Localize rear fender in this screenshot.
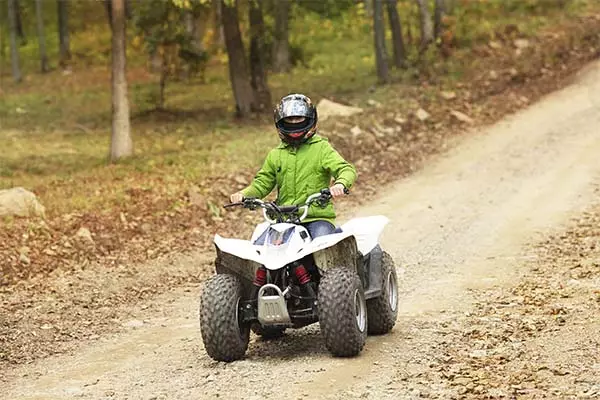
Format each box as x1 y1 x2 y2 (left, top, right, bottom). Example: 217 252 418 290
313 236 364 283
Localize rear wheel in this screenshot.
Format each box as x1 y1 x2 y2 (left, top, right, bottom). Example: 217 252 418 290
318 267 367 357
367 252 398 334
199 274 250 362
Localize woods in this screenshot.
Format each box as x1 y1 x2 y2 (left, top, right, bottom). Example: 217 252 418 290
0 0 590 163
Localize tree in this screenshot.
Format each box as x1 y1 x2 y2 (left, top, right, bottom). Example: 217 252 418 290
211 0 224 49
221 0 256 116
434 0 446 40
110 0 133 162
57 0 71 66
386 0 406 68
7 0 22 83
414 0 434 52
271 0 291 73
373 0 389 83
132 1 209 108
35 0 50 73
249 0 271 110
15 1 26 45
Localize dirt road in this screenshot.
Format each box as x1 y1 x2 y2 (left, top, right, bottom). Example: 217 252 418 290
4 61 600 400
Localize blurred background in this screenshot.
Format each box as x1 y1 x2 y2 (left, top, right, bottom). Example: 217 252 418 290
1 0 599 285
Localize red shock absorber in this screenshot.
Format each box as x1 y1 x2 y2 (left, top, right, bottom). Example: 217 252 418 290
294 265 311 285
253 267 267 287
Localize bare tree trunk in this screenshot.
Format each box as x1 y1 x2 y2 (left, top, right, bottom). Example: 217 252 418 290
415 0 434 52
7 0 22 83
386 0 406 68
373 0 389 83
15 1 26 45
249 0 271 110
434 0 446 40
221 0 256 117
211 0 224 49
57 0 71 67
110 0 132 162
35 0 50 73
272 0 291 73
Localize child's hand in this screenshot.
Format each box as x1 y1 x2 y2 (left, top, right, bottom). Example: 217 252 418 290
329 183 346 198
230 192 244 203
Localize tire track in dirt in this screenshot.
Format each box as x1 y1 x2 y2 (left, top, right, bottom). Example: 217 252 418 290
3 61 600 400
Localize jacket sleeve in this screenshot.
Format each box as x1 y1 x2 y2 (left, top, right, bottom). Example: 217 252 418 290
241 150 277 199
322 142 357 189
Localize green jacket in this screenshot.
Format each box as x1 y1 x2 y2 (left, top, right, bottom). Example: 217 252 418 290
242 135 357 224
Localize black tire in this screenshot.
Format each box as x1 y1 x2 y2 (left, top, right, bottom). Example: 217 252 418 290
251 323 286 340
199 274 250 362
318 267 368 357
367 252 399 335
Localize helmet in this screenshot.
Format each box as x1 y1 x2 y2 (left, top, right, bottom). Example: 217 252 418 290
274 94 318 146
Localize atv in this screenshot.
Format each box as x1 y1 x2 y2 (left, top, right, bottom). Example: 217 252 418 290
199 189 398 362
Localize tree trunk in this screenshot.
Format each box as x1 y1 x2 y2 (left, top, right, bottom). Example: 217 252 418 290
373 0 389 83
386 0 406 68
221 0 255 117
249 0 271 110
35 0 50 73
57 0 71 66
272 0 291 73
110 0 132 162
7 0 22 83
414 0 434 52
434 0 446 39
15 1 26 45
211 0 224 49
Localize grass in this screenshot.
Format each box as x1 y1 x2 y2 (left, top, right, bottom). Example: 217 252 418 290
1 0 597 217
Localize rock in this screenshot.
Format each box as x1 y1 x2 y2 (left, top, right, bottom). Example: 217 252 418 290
489 41 503 49
19 252 31 265
450 110 474 124
415 108 431 121
514 38 530 49
441 91 457 100
394 115 407 125
367 99 382 107
0 187 46 218
350 126 363 137
317 99 363 121
489 70 499 80
74 227 95 249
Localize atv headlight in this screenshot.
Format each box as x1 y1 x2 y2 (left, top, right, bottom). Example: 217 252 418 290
266 227 294 247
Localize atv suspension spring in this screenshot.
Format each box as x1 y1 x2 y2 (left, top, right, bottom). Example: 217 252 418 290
294 265 311 285
253 267 267 287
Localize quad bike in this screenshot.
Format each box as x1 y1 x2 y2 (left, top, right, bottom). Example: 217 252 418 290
199 189 398 362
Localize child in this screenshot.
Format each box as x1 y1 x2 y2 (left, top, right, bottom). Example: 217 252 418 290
230 93 357 241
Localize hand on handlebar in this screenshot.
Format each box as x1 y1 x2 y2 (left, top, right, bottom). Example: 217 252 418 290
230 192 244 203
329 183 347 198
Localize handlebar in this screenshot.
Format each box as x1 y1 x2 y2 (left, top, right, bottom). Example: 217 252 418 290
223 188 349 224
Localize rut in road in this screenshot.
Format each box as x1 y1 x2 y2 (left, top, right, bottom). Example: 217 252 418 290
3 61 600 400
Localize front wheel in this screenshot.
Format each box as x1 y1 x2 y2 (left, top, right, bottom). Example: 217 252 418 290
367 252 399 334
199 274 250 362
318 267 368 357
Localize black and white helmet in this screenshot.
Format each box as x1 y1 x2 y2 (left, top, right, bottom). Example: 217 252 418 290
274 94 318 146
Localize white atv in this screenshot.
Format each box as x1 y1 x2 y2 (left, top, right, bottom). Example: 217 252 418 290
199 189 398 362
